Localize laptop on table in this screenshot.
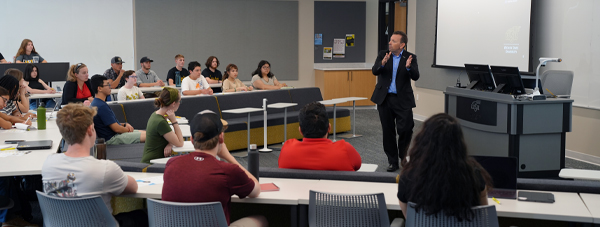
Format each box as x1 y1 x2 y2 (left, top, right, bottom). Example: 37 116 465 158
17 140 53 150
472 155 518 199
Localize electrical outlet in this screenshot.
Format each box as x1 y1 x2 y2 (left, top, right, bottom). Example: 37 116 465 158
416 94 419 101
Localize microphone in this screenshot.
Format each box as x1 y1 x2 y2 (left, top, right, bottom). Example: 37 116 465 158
539 57 562 66
456 70 464 88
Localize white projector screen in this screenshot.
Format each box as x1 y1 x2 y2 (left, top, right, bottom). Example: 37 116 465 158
435 0 532 70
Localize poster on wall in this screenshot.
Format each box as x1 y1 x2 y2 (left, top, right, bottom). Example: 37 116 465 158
345 34 355 47
315 34 323 45
323 47 332 60
333 38 345 58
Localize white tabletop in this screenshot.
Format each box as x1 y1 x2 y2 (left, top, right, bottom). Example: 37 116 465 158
29 93 63 99
319 99 349 105
356 164 378 172
172 141 195 153
171 124 190 137
559 168 600 181
332 97 368 102
580 193 600 223
0 120 63 177
222 107 264 114
150 157 171 164
267 103 297 109
491 190 592 222
167 117 188 125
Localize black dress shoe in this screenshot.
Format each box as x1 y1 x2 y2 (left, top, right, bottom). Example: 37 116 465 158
386 164 399 172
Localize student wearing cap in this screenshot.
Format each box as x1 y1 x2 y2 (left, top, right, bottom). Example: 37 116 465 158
104 56 126 89
117 71 145 101
136 56 165 88
279 102 361 171
140 87 184 164
181 61 212 96
162 110 267 227
166 54 190 86
90 75 146 145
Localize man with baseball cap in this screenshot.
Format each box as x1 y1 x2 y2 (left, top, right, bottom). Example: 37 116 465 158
103 56 126 89
136 56 165 88
162 110 267 227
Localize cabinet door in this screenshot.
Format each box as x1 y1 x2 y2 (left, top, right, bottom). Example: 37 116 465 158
322 71 351 102
349 70 376 106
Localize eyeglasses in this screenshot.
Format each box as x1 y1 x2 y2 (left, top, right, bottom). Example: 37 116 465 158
1 96 7 103
262 66 270 69
129 76 137 78
99 83 111 87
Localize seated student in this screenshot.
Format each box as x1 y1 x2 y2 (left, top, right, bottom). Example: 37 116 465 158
0 52 10 63
397 113 492 221
90 75 146 145
166 54 190 86
23 64 56 110
136 56 165 87
279 102 361 171
1 69 32 116
162 110 267 227
251 60 287 90
181 61 213 95
104 56 126 89
62 63 94 106
117 70 145 101
0 87 13 129
222 64 253 92
41 103 147 227
140 87 184 164
15 39 47 63
0 76 31 126
202 56 222 93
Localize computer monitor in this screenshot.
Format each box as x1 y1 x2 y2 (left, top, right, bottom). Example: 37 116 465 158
490 66 527 95
464 64 495 91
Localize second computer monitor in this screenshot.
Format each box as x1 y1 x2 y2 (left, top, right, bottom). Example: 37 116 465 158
465 64 495 91
490 66 527 95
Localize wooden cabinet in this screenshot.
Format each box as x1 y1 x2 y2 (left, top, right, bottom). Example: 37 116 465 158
315 69 376 106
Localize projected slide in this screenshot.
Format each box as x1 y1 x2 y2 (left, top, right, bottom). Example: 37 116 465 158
435 0 532 70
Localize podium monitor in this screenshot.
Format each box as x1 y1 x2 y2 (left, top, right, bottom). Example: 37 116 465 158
464 64 495 91
490 66 526 95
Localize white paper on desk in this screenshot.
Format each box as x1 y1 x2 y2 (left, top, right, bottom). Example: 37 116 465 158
0 129 25 133
15 123 30 130
135 176 164 187
0 150 28 158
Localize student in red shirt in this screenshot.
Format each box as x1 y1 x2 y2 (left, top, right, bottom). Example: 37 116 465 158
279 102 362 171
162 110 267 227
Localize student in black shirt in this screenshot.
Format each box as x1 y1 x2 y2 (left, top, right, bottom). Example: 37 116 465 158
166 54 190 86
202 56 222 92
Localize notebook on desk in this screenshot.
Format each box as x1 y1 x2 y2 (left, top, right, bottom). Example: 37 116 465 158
473 156 518 199
16 140 53 150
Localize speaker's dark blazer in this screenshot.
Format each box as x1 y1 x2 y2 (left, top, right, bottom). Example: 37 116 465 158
370 50 420 109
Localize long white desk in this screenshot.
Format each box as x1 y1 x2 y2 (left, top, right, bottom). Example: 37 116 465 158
580 193 600 224
559 168 600 181
0 120 63 177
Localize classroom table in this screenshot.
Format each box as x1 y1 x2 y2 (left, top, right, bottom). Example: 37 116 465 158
319 99 348 142
580 193 600 224
266 102 297 149
332 97 367 139
171 141 194 154
222 107 264 152
170 124 190 138
0 120 63 177
559 168 600 181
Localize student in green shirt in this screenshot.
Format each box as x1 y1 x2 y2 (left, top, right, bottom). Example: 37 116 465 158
141 87 184 164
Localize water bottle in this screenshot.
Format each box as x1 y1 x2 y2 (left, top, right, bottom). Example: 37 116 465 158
248 144 260 181
37 102 46 130
94 138 106 159
175 71 181 87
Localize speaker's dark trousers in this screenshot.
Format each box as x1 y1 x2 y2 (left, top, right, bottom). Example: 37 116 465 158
377 93 414 167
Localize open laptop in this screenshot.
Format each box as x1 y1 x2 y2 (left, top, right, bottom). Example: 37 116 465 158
16 140 53 150
472 155 518 199
51 81 66 92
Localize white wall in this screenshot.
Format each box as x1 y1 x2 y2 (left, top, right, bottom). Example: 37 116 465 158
0 0 135 77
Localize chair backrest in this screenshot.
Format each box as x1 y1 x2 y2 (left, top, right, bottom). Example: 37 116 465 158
36 191 118 227
308 190 389 227
405 202 499 227
541 70 574 96
146 198 228 227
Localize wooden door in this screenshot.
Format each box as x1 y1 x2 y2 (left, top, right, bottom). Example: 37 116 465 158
349 70 376 106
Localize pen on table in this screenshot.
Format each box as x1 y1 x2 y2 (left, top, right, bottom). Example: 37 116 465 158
0 147 15 151
492 197 501 205
545 88 557 98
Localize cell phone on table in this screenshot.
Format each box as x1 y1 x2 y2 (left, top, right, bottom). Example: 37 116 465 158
5 140 25 144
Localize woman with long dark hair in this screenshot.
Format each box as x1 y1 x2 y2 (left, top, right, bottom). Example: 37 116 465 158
250 60 286 90
24 64 56 109
397 113 492 221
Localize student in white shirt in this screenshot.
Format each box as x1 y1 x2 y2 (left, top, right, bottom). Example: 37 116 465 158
181 61 213 96
117 71 145 101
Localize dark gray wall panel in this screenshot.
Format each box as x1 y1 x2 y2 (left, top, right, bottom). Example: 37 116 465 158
135 0 298 81
314 1 366 63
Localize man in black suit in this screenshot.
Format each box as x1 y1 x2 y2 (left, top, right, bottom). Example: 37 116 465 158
371 31 420 172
